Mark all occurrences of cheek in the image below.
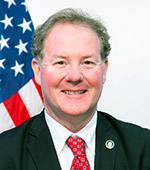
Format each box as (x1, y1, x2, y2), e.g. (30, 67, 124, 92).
(41, 70, 55, 88)
(41, 69, 65, 89)
(86, 70, 103, 87)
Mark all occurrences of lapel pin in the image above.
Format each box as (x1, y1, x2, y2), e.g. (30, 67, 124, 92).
(105, 140, 115, 149)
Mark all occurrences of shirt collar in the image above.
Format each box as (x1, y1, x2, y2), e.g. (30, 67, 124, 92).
(44, 110, 97, 156)
(74, 112, 97, 155)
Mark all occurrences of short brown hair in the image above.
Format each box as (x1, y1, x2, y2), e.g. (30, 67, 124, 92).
(32, 8, 111, 62)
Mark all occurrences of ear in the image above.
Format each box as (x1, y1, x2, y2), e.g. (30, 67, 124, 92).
(32, 58, 41, 85)
(102, 58, 109, 84)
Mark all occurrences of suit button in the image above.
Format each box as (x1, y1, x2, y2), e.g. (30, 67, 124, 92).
(105, 140, 115, 149)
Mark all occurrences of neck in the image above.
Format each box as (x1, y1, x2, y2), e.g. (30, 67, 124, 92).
(45, 107, 96, 133)
(62, 113, 95, 133)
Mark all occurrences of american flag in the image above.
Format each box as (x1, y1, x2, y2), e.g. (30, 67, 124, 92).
(0, 0, 43, 133)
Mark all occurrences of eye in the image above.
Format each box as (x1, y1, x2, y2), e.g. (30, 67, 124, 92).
(53, 60, 67, 68)
(57, 61, 65, 65)
(84, 61, 93, 65)
(82, 60, 96, 68)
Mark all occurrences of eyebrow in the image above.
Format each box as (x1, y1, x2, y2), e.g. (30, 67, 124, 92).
(82, 54, 100, 62)
(51, 54, 99, 61)
(82, 55, 96, 59)
(51, 55, 69, 59)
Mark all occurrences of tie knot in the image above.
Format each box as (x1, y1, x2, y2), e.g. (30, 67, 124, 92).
(66, 136, 86, 157)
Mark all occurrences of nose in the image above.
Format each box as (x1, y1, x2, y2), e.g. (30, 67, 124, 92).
(65, 64, 83, 84)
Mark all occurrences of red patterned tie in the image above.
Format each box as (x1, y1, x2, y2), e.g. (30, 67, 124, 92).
(66, 136, 91, 170)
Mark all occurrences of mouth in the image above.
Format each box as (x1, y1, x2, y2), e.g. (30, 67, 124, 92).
(62, 90, 87, 95)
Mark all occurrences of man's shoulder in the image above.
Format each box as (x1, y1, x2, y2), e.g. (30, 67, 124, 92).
(0, 111, 44, 144)
(0, 111, 47, 167)
(97, 111, 150, 168)
(97, 111, 150, 141)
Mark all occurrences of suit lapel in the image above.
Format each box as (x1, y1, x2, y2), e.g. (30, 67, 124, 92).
(94, 111, 118, 170)
(27, 111, 61, 170)
(26, 110, 118, 170)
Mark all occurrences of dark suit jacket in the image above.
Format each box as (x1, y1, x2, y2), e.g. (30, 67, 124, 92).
(0, 110, 150, 170)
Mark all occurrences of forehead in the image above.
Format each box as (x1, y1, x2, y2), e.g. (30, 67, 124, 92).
(46, 23, 99, 42)
(47, 22, 98, 35)
(43, 23, 100, 53)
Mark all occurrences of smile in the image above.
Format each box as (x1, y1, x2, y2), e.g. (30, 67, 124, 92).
(62, 90, 87, 95)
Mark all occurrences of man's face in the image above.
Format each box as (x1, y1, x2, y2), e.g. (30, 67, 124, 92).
(33, 23, 108, 120)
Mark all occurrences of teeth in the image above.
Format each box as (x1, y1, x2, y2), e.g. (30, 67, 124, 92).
(63, 90, 86, 95)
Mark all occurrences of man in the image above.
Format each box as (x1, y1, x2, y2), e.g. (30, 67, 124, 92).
(0, 8, 150, 170)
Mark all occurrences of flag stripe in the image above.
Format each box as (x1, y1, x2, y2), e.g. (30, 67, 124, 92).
(0, 103, 15, 133)
(19, 79, 43, 117)
(0, 0, 43, 132)
(32, 77, 43, 101)
(3, 92, 30, 126)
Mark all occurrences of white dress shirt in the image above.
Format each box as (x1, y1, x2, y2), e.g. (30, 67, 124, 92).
(45, 110, 97, 170)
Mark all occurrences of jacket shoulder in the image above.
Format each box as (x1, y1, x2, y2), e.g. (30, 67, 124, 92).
(98, 111, 150, 142)
(97, 111, 150, 169)
(0, 112, 44, 152)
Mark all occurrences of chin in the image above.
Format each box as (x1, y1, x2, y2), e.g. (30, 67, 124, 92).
(60, 106, 94, 117)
